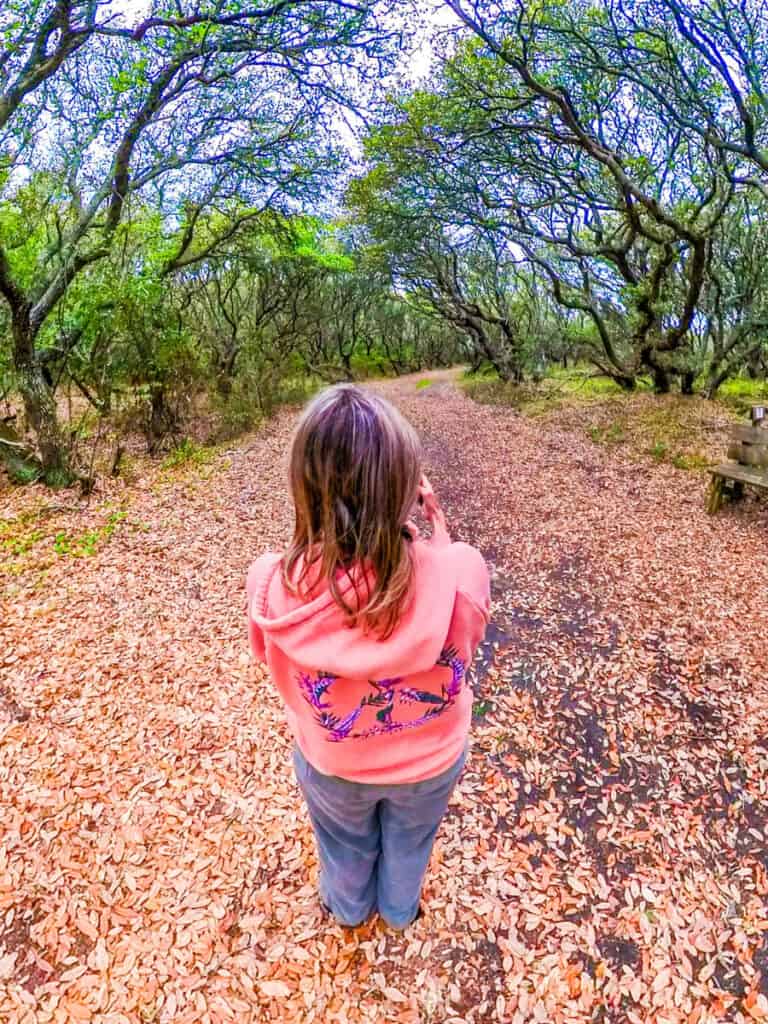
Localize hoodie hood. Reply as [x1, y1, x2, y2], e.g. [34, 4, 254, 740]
[250, 541, 460, 680]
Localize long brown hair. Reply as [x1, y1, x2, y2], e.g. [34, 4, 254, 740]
[283, 384, 422, 638]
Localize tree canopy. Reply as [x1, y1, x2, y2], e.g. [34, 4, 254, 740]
[2, 1, 768, 483]
[349, 1, 768, 395]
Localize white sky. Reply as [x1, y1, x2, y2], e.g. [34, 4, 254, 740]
[104, 0, 459, 169]
[108, 0, 457, 83]
[111, 0, 150, 19]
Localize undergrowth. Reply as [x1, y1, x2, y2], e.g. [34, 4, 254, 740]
[715, 376, 768, 416]
[1, 507, 132, 576]
[462, 366, 741, 472]
[53, 511, 127, 558]
[462, 366, 636, 417]
[162, 439, 215, 471]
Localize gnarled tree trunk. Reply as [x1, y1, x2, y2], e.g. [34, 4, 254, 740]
[12, 310, 72, 483]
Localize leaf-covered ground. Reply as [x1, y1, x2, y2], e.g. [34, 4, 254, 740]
[1, 371, 767, 1024]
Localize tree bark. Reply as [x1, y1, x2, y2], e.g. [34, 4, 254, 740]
[216, 345, 239, 397]
[146, 383, 178, 452]
[651, 365, 672, 393]
[12, 313, 71, 482]
[747, 347, 766, 380]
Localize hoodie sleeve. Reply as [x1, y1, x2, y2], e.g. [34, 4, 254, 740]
[451, 542, 491, 660]
[246, 552, 281, 663]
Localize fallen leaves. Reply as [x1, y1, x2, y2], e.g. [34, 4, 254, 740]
[0, 371, 766, 1022]
[259, 980, 292, 999]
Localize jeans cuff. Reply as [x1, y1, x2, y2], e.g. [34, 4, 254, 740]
[319, 876, 374, 928]
[378, 900, 420, 931]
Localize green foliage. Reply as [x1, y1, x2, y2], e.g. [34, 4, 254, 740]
[348, 0, 768, 398]
[162, 440, 215, 471]
[348, 352, 385, 379]
[0, 507, 47, 573]
[0, 198, 455, 476]
[109, 59, 150, 96]
[547, 367, 627, 397]
[210, 372, 318, 442]
[1, 524, 43, 557]
[0, 0, 404, 480]
[53, 512, 126, 558]
[588, 423, 625, 446]
[4, 456, 42, 486]
[2, 506, 130, 573]
[3, 0, 768, 490]
[671, 452, 711, 472]
[43, 466, 76, 489]
[644, 438, 709, 471]
[416, 379, 432, 390]
[716, 376, 768, 416]
[284, 218, 356, 272]
[462, 366, 630, 415]
[473, 699, 493, 719]
[211, 392, 262, 442]
[277, 377, 324, 408]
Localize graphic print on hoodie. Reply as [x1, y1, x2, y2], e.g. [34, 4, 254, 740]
[247, 539, 491, 785]
[297, 644, 466, 743]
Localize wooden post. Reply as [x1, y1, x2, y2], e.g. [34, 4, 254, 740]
[707, 475, 725, 515]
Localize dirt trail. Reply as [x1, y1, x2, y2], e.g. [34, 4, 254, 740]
[1, 371, 767, 1024]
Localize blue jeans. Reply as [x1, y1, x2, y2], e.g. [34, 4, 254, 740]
[292, 743, 468, 929]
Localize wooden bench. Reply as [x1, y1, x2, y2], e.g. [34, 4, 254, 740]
[708, 462, 768, 513]
[707, 419, 768, 513]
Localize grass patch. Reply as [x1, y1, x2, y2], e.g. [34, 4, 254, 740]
[588, 422, 626, 446]
[53, 511, 127, 558]
[463, 366, 738, 473]
[648, 441, 669, 462]
[547, 365, 630, 396]
[644, 440, 711, 472]
[415, 379, 433, 391]
[42, 467, 77, 489]
[1, 507, 47, 561]
[8, 460, 43, 486]
[584, 401, 718, 471]
[1, 512, 45, 557]
[162, 439, 216, 471]
[715, 376, 768, 416]
[462, 378, 551, 416]
[462, 366, 632, 417]
[670, 452, 711, 472]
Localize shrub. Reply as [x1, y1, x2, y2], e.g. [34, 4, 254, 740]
[161, 439, 214, 471]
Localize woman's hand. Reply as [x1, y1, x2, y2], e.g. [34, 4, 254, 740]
[418, 474, 451, 547]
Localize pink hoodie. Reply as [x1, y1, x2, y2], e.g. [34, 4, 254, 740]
[246, 538, 491, 785]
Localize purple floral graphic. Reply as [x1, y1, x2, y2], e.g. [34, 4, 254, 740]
[439, 645, 465, 700]
[298, 671, 336, 710]
[296, 646, 465, 742]
[314, 707, 362, 742]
